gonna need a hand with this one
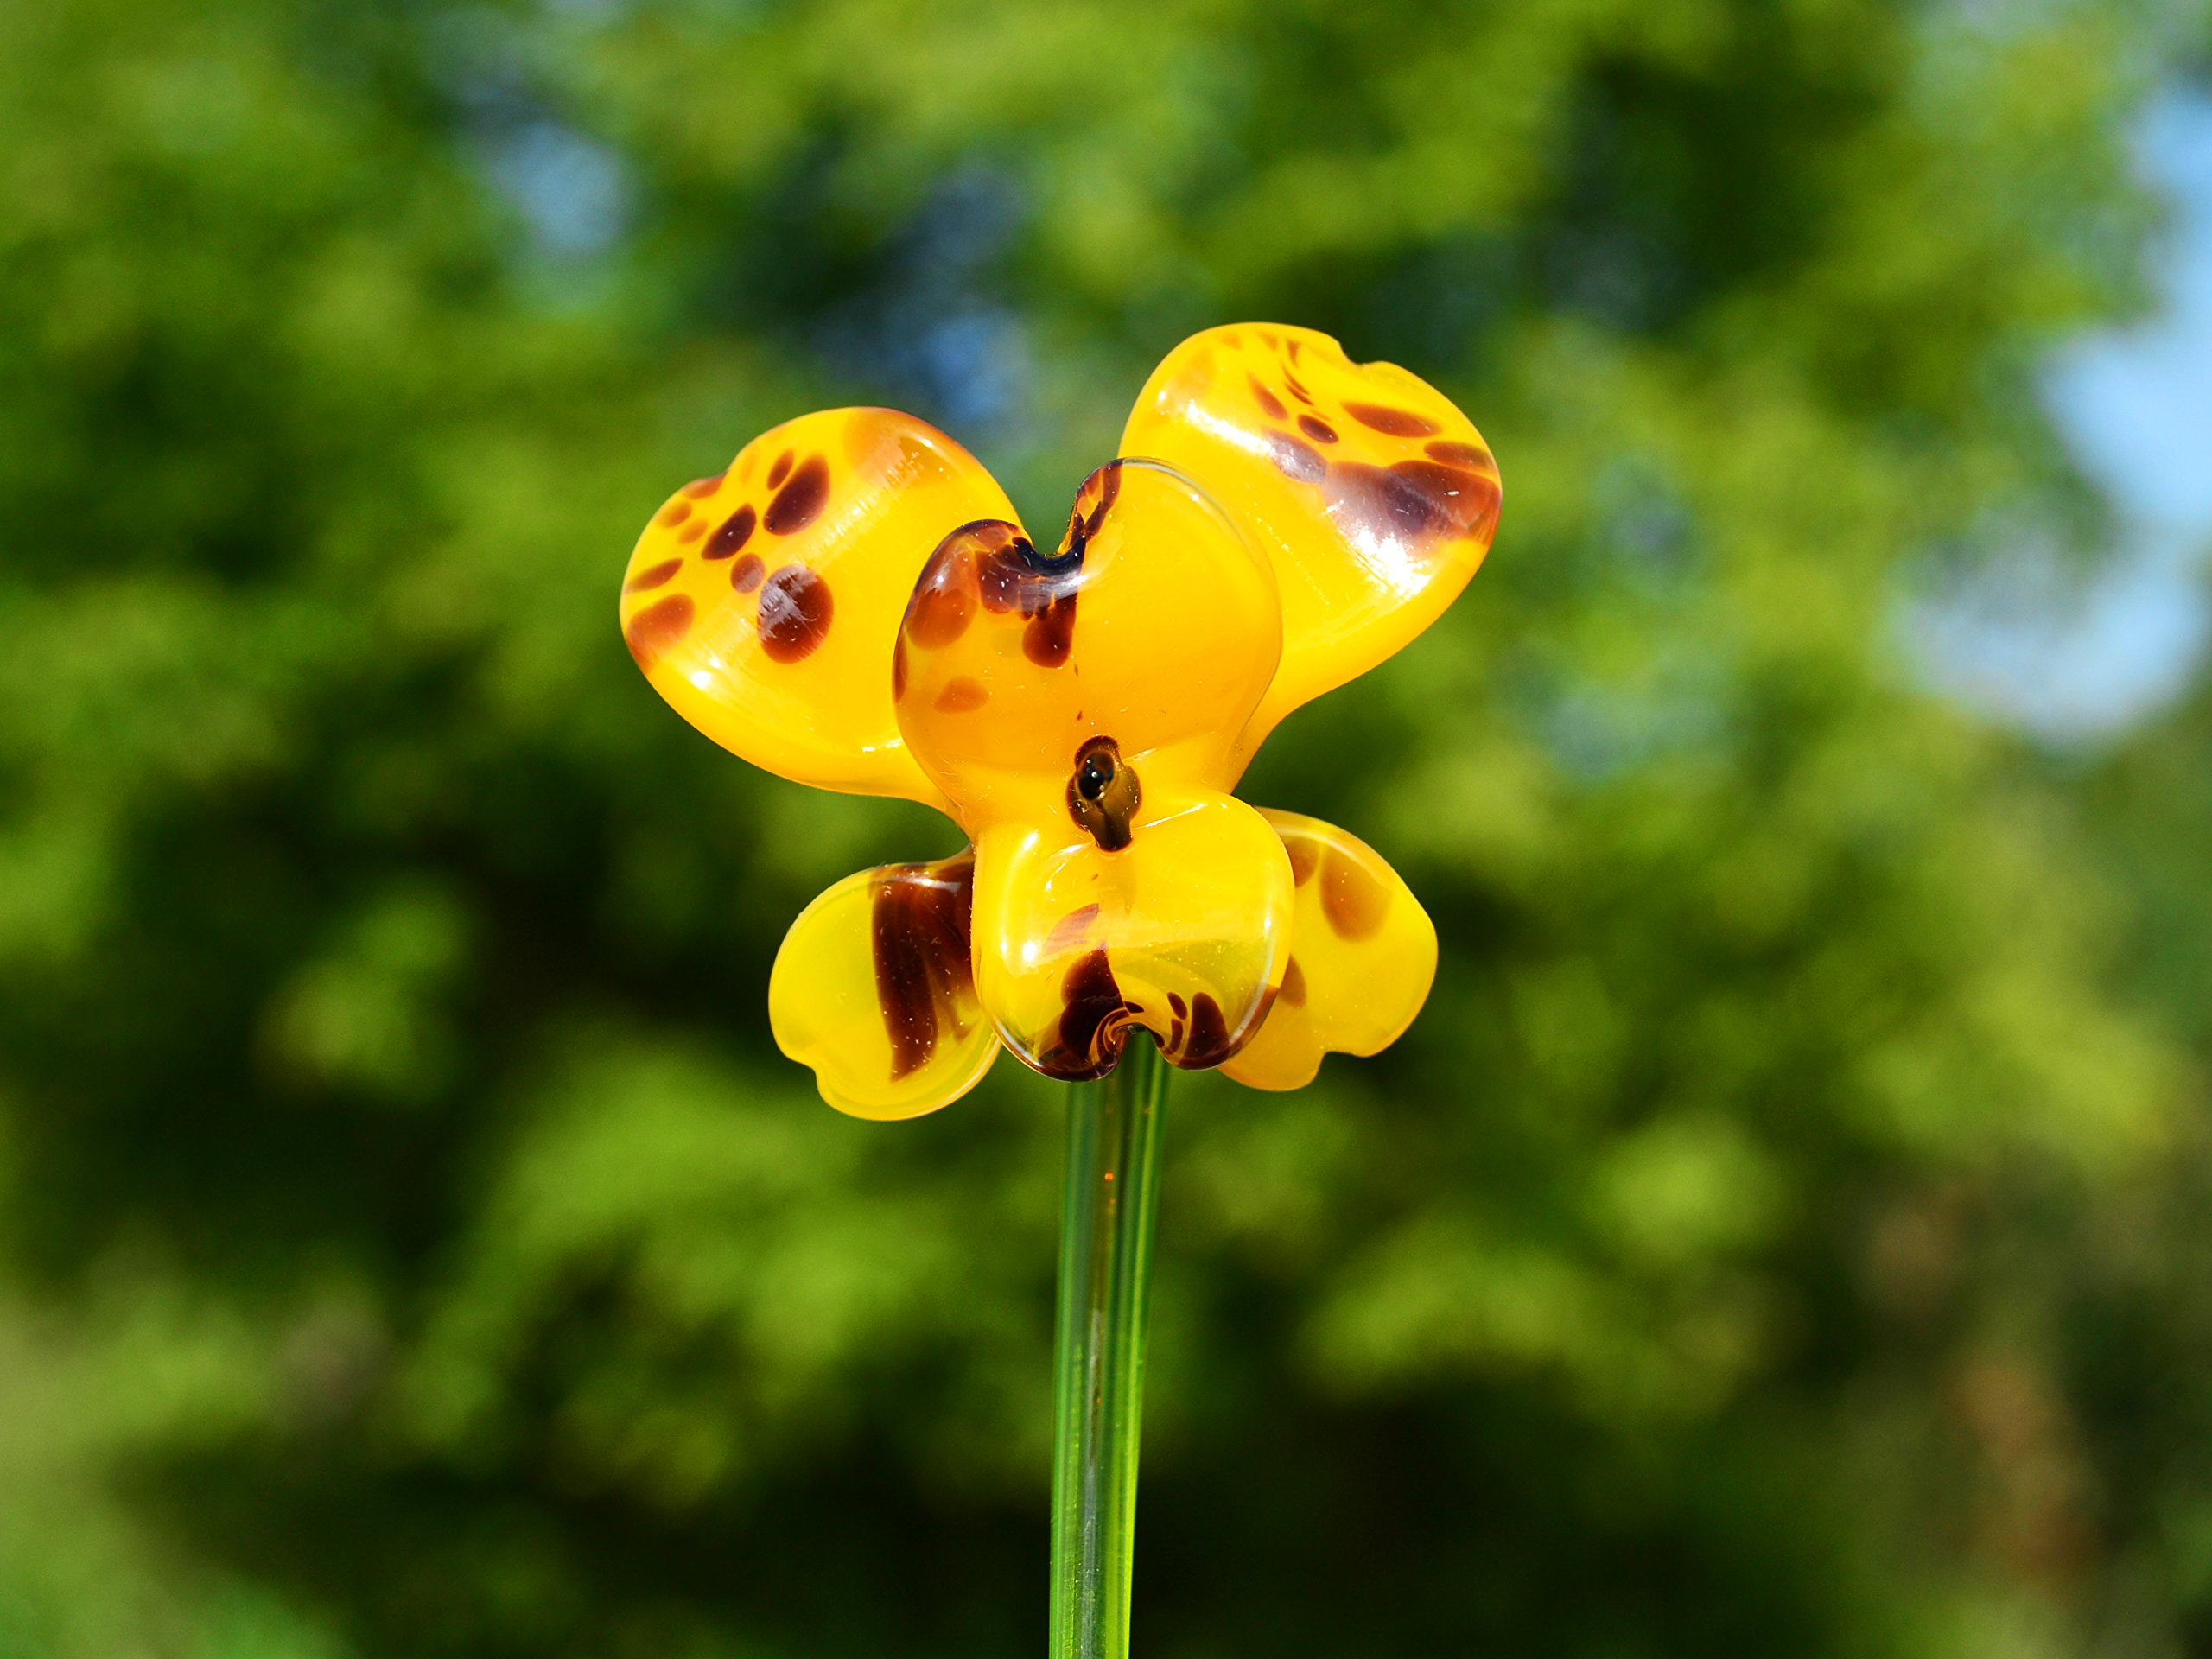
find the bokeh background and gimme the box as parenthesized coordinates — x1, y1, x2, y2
(6, 1, 2212, 1654)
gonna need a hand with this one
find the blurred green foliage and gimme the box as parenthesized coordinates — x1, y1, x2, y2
(2, 0, 2210, 1654)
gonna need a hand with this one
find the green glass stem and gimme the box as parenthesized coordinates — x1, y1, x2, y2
(1050, 1033, 1170, 1659)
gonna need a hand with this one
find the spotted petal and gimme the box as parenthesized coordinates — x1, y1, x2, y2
(892, 458, 1293, 1078)
(893, 459, 1282, 807)
(768, 851, 1001, 1119)
(620, 408, 1018, 807)
(970, 791, 1292, 1078)
(1120, 326, 1501, 769)
(1220, 810, 1436, 1091)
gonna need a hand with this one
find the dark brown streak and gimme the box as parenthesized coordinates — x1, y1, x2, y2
(1025, 597, 1077, 666)
(1063, 460, 1123, 560)
(1327, 459, 1500, 547)
(975, 466, 1123, 669)
(1343, 402, 1440, 437)
(870, 859, 976, 1080)
(624, 557, 683, 593)
(1176, 993, 1234, 1069)
(1041, 950, 1136, 1081)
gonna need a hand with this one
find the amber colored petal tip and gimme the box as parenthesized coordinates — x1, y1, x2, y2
(1221, 809, 1436, 1091)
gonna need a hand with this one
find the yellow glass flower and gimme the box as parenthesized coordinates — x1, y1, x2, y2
(618, 325, 1498, 1116)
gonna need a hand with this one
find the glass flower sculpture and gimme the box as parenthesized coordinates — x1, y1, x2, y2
(620, 323, 1497, 1658)
(619, 324, 1500, 1109)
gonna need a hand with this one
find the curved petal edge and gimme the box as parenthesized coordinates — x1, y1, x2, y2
(620, 408, 1018, 808)
(970, 790, 1293, 1080)
(1221, 810, 1437, 1091)
(1120, 325, 1499, 772)
(769, 851, 1001, 1119)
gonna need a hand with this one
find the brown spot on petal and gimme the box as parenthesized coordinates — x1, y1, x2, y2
(1344, 402, 1440, 437)
(766, 449, 793, 488)
(1177, 993, 1234, 1069)
(682, 474, 725, 499)
(729, 552, 765, 592)
(1286, 837, 1320, 887)
(1249, 375, 1287, 420)
(871, 858, 976, 1080)
(624, 594, 694, 671)
(1426, 439, 1494, 469)
(1329, 459, 1499, 547)
(1283, 371, 1315, 405)
(757, 565, 833, 662)
(656, 500, 693, 528)
(1024, 598, 1077, 667)
(1046, 903, 1101, 954)
(1267, 432, 1328, 484)
(1319, 848, 1390, 939)
(677, 519, 706, 544)
(1286, 338, 1303, 365)
(765, 454, 830, 534)
(934, 676, 988, 713)
(624, 557, 683, 593)
(1298, 414, 1338, 444)
(1169, 993, 1187, 1020)
(1280, 958, 1308, 1007)
(1046, 950, 1132, 1081)
(705, 503, 756, 560)
(906, 543, 978, 647)
(892, 634, 909, 701)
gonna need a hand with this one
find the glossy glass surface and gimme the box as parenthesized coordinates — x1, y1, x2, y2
(767, 851, 1000, 1117)
(620, 407, 1014, 808)
(620, 326, 1497, 1113)
(1051, 1037, 1167, 1659)
(1122, 324, 1502, 772)
(1220, 810, 1440, 1091)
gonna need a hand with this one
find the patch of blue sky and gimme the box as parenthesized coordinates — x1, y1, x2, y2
(1911, 88, 2212, 740)
(483, 118, 630, 258)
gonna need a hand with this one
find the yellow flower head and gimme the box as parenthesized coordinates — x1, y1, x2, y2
(618, 325, 1500, 1116)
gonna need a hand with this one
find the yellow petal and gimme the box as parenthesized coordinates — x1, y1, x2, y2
(768, 850, 1000, 1119)
(620, 408, 1018, 807)
(889, 459, 1293, 1081)
(893, 459, 1281, 813)
(970, 788, 1292, 1078)
(1120, 325, 1501, 767)
(1221, 810, 1437, 1091)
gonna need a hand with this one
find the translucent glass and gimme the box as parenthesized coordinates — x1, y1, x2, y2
(1051, 1035, 1169, 1659)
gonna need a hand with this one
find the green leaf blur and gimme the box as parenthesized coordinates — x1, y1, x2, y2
(1, 0, 2208, 1655)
